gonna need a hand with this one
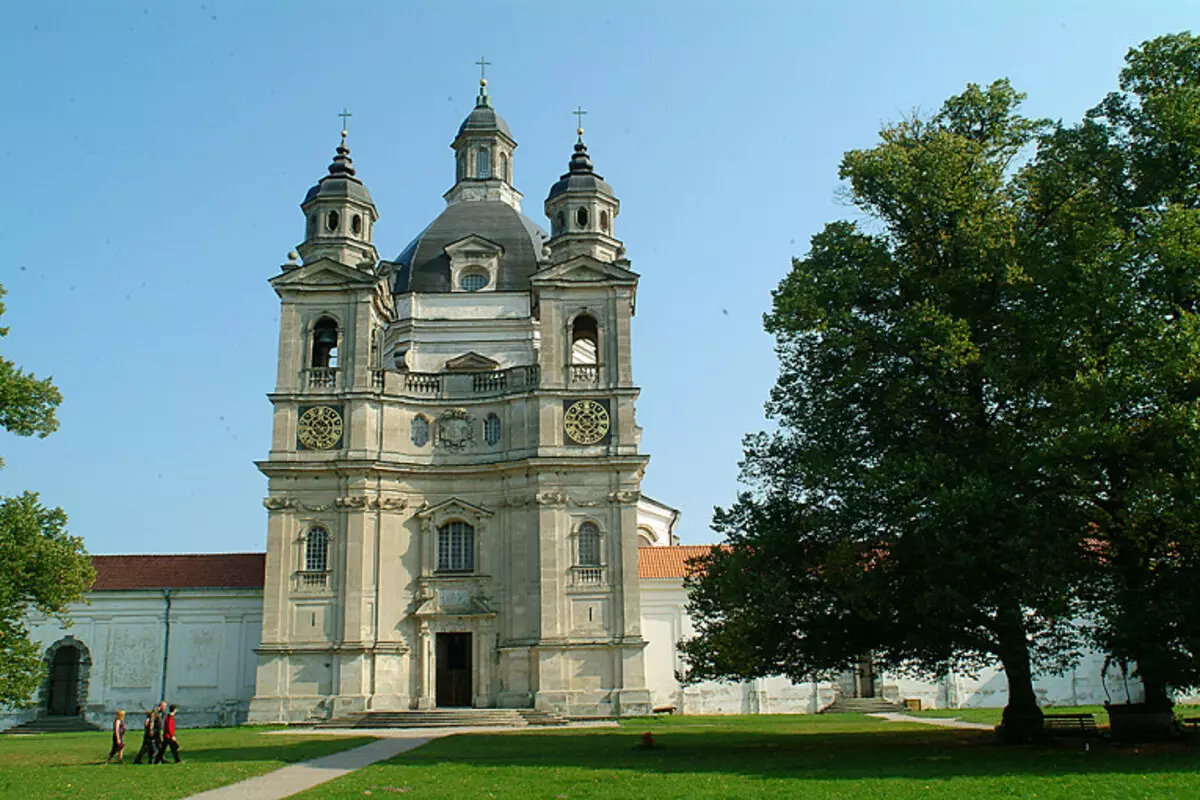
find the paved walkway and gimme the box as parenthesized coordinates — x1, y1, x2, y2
(868, 711, 994, 730)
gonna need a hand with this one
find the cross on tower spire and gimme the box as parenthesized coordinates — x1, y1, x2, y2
(573, 106, 587, 140)
(475, 56, 491, 86)
(338, 108, 352, 142)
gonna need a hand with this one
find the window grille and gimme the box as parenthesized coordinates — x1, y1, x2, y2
(438, 521, 475, 571)
(484, 413, 501, 446)
(460, 271, 489, 292)
(412, 415, 430, 447)
(305, 527, 329, 572)
(476, 148, 490, 179)
(578, 522, 601, 567)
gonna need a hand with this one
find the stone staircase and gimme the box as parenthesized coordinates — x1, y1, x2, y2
(310, 708, 569, 730)
(820, 697, 906, 715)
(4, 716, 102, 735)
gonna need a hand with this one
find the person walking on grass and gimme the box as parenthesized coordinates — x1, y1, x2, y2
(133, 709, 156, 764)
(155, 704, 182, 764)
(150, 701, 165, 761)
(103, 710, 126, 764)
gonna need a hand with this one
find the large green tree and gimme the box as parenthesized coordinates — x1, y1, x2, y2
(1024, 32, 1200, 709)
(683, 81, 1091, 741)
(0, 284, 94, 708)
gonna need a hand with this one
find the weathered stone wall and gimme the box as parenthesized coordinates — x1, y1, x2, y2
(0, 589, 262, 731)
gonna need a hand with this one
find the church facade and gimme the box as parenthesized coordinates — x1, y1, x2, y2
(248, 79, 655, 722)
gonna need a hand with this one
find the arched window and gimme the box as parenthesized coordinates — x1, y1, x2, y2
(457, 151, 466, 181)
(437, 521, 475, 571)
(411, 415, 429, 447)
(326, 210, 340, 232)
(351, 214, 362, 235)
(578, 522, 601, 567)
(555, 211, 565, 236)
(305, 527, 329, 572)
(476, 148, 491, 179)
(571, 315, 599, 365)
(484, 413, 501, 446)
(311, 317, 339, 368)
(500, 153, 509, 183)
(576, 207, 589, 228)
(306, 214, 316, 238)
(600, 210, 609, 232)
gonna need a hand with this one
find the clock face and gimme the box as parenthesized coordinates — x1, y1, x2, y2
(297, 405, 344, 450)
(563, 399, 611, 445)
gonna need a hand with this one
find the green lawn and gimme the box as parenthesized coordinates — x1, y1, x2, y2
(911, 704, 1200, 727)
(293, 714, 1200, 800)
(0, 726, 375, 800)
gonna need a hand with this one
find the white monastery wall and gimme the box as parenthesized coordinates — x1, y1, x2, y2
(0, 590, 261, 731)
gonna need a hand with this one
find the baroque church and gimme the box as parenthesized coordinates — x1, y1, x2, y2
(251, 73, 657, 721)
(1, 77, 1154, 732)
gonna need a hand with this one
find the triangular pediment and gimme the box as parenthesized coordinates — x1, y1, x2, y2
(270, 258, 380, 289)
(444, 352, 501, 372)
(532, 255, 639, 285)
(415, 497, 495, 520)
(444, 234, 505, 258)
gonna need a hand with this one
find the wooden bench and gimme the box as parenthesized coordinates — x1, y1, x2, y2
(1182, 716, 1200, 730)
(1043, 713, 1098, 735)
(652, 705, 676, 715)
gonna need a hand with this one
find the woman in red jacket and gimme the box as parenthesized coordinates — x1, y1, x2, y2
(154, 705, 182, 764)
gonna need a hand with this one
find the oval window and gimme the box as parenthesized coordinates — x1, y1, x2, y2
(460, 271, 490, 292)
(352, 214, 362, 235)
(326, 210, 340, 232)
(600, 210, 609, 232)
(576, 207, 589, 228)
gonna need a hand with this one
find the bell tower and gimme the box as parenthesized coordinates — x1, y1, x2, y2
(296, 122, 380, 270)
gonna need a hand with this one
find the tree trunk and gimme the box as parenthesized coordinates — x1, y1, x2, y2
(995, 604, 1044, 742)
(1136, 666, 1172, 711)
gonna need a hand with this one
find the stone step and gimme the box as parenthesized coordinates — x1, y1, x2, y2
(311, 709, 533, 729)
(820, 697, 906, 715)
(5, 716, 102, 735)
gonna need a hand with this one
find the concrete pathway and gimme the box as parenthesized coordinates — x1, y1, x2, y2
(868, 711, 994, 731)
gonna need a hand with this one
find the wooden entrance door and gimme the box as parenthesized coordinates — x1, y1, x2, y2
(435, 632, 472, 707)
(854, 657, 876, 699)
(47, 645, 80, 716)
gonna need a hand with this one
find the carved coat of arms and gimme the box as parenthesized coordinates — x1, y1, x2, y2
(436, 408, 475, 451)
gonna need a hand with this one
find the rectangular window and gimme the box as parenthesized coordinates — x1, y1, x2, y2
(437, 521, 475, 571)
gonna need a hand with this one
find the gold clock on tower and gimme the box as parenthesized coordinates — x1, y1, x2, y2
(297, 405, 344, 450)
(563, 399, 611, 445)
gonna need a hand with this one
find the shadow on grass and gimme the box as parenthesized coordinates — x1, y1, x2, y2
(382, 726, 1200, 783)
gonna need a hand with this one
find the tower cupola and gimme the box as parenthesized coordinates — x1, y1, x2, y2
(445, 59, 522, 210)
(544, 116, 622, 264)
(296, 123, 379, 270)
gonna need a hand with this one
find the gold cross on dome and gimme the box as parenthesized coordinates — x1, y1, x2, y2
(338, 108, 352, 135)
(573, 105, 587, 136)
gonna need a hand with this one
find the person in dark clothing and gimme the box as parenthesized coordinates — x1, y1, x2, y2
(149, 701, 165, 762)
(133, 709, 157, 764)
(155, 704, 182, 764)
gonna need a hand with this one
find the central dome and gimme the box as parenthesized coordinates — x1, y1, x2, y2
(392, 201, 548, 293)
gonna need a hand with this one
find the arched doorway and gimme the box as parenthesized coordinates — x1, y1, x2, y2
(42, 637, 91, 717)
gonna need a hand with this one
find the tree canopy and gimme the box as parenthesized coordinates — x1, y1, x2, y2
(682, 33, 1200, 739)
(0, 284, 94, 708)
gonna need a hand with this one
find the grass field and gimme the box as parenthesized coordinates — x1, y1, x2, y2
(292, 714, 1200, 800)
(0, 726, 375, 800)
(910, 704, 1200, 727)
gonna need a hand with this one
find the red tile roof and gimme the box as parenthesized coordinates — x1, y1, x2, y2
(91, 553, 266, 591)
(638, 545, 717, 579)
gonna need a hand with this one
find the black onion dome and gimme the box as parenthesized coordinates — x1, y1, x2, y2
(546, 141, 613, 201)
(303, 139, 373, 205)
(392, 201, 548, 293)
(457, 102, 513, 140)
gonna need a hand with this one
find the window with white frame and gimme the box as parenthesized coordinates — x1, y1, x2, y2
(578, 522, 601, 567)
(437, 521, 475, 571)
(305, 527, 329, 572)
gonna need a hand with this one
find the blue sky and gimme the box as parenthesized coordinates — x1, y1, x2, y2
(0, 2, 1194, 555)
